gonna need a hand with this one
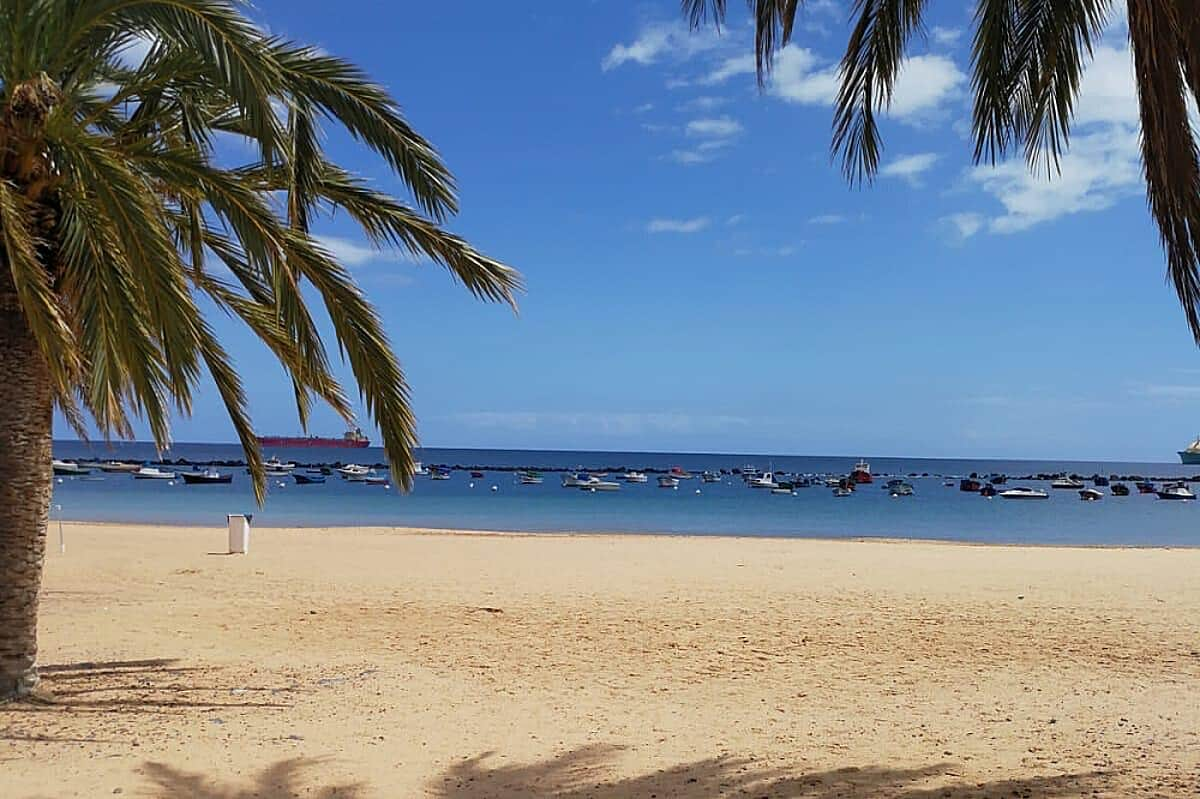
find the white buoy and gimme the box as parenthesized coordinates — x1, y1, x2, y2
(469, 481, 475, 489)
(491, 485, 498, 492)
(695, 489, 701, 494)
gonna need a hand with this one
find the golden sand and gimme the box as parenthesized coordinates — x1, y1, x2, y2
(3, 523, 1198, 797)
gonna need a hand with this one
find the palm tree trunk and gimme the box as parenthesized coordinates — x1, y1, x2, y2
(0, 290, 53, 699)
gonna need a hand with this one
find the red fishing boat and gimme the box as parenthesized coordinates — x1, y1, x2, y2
(256, 428, 370, 448)
(850, 459, 872, 484)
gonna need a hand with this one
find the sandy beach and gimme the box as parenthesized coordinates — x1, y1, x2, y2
(3, 523, 1198, 797)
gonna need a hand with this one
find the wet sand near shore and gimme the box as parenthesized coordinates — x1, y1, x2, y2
(3, 523, 1199, 797)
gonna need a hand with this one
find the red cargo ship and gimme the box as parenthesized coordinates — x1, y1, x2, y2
(256, 428, 370, 448)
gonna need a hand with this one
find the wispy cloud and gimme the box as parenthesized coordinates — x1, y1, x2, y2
(601, 21, 726, 71)
(702, 53, 755, 85)
(940, 212, 984, 240)
(726, 213, 745, 226)
(881, 152, 940, 185)
(314, 235, 404, 267)
(670, 115, 744, 165)
(1130, 383, 1200, 401)
(808, 213, 846, 225)
(668, 140, 734, 164)
(632, 102, 655, 114)
(646, 216, 710, 234)
(685, 116, 743, 138)
(678, 95, 729, 112)
(931, 26, 962, 47)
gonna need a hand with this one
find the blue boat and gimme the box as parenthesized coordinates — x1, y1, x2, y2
(293, 473, 326, 485)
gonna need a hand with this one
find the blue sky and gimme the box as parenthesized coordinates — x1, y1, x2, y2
(59, 1, 1200, 461)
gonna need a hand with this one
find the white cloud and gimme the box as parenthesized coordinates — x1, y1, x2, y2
(314, 235, 402, 267)
(931, 26, 963, 47)
(768, 48, 965, 123)
(678, 95, 729, 112)
(726, 213, 745, 225)
(808, 214, 846, 225)
(1132, 384, 1200, 401)
(685, 116, 743, 138)
(602, 21, 726, 71)
(646, 217, 710, 233)
(881, 152, 940, 184)
(941, 212, 984, 239)
(668, 139, 735, 164)
(632, 102, 655, 114)
(702, 53, 756, 85)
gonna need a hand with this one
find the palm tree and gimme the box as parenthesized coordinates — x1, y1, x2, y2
(0, 1, 520, 698)
(682, 1, 1200, 337)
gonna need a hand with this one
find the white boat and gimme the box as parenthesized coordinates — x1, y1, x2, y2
(561, 473, 589, 488)
(52, 459, 93, 476)
(1050, 476, 1084, 489)
(265, 457, 296, 472)
(619, 471, 648, 483)
(518, 472, 544, 485)
(97, 461, 141, 473)
(748, 472, 779, 489)
(578, 477, 620, 492)
(1079, 488, 1104, 501)
(701, 470, 722, 483)
(889, 482, 914, 497)
(133, 466, 176, 480)
(770, 487, 794, 495)
(832, 486, 852, 497)
(999, 487, 1049, 499)
(337, 464, 370, 477)
(412, 461, 428, 477)
(1156, 483, 1196, 500)
(657, 475, 680, 488)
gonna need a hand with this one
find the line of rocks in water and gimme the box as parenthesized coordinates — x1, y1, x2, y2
(132, 459, 1200, 483)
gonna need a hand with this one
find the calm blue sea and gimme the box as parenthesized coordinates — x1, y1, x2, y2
(48, 441, 1200, 546)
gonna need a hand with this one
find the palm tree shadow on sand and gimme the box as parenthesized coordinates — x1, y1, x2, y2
(428, 744, 1110, 799)
(138, 747, 1110, 799)
(143, 759, 363, 799)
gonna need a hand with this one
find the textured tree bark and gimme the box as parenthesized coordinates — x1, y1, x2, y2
(0, 289, 53, 700)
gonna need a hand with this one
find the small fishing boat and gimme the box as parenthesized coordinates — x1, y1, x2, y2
(578, 477, 620, 492)
(518, 471, 544, 485)
(293, 473, 326, 484)
(832, 486, 852, 497)
(52, 460, 93, 476)
(1092, 475, 1110, 487)
(701, 470, 722, 483)
(181, 469, 232, 485)
(1050, 476, 1085, 489)
(364, 475, 390, 486)
(337, 464, 370, 477)
(999, 486, 1049, 499)
(988, 474, 1008, 485)
(748, 472, 778, 489)
(850, 459, 872, 484)
(959, 478, 982, 492)
(889, 482, 914, 497)
(1156, 482, 1196, 500)
(657, 475, 680, 488)
(561, 473, 589, 488)
(429, 466, 451, 481)
(979, 483, 998, 498)
(1079, 487, 1104, 501)
(669, 466, 695, 480)
(1135, 480, 1157, 494)
(97, 461, 141, 473)
(133, 466, 176, 480)
(943, 479, 955, 487)
(1110, 483, 1130, 496)
(264, 457, 296, 472)
(770, 487, 794, 495)
(470, 470, 485, 479)
(620, 471, 648, 483)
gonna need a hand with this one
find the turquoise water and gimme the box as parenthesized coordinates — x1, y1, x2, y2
(49, 442, 1200, 546)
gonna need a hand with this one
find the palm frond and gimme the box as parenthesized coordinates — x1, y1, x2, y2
(970, 0, 1019, 164)
(832, 0, 929, 183)
(1129, 0, 1200, 342)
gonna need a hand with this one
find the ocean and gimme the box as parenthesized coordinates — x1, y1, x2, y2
(48, 441, 1200, 546)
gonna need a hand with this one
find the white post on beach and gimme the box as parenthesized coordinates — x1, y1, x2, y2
(227, 513, 250, 554)
(54, 504, 64, 554)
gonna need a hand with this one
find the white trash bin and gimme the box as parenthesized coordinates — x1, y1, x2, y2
(227, 513, 251, 554)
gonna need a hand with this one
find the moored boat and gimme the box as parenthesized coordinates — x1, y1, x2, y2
(518, 471, 544, 485)
(657, 475, 680, 488)
(959, 478, 982, 492)
(1050, 476, 1085, 489)
(265, 456, 296, 472)
(669, 466, 695, 480)
(293, 473, 326, 484)
(701, 470, 722, 483)
(1079, 487, 1103, 501)
(619, 471, 648, 483)
(470, 470, 485, 479)
(181, 470, 232, 485)
(133, 466, 176, 480)
(1110, 483, 1130, 496)
(850, 459, 872, 484)
(1136, 480, 1157, 494)
(888, 481, 914, 497)
(999, 486, 1049, 499)
(97, 461, 141, 473)
(832, 486, 852, 497)
(979, 483, 998, 498)
(1178, 435, 1200, 464)
(52, 460, 92, 476)
(578, 477, 620, 492)
(1156, 482, 1196, 500)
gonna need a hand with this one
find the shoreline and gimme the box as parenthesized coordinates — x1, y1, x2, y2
(52, 519, 1200, 550)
